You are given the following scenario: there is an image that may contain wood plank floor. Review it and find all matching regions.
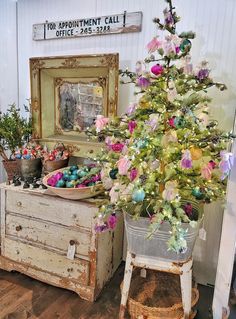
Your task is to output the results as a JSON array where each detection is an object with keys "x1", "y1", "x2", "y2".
[{"x1": 0, "y1": 263, "x2": 232, "y2": 319}]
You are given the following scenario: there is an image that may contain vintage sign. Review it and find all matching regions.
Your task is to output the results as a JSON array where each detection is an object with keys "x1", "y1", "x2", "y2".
[{"x1": 33, "y1": 11, "x2": 142, "y2": 41}]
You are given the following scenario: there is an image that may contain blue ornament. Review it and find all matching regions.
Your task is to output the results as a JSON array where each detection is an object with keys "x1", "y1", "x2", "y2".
[
  {"x1": 63, "y1": 173, "x2": 70, "y2": 181},
  {"x1": 63, "y1": 169, "x2": 71, "y2": 175},
  {"x1": 77, "y1": 170, "x2": 87, "y2": 178},
  {"x1": 23, "y1": 154, "x2": 31, "y2": 160},
  {"x1": 192, "y1": 187, "x2": 204, "y2": 200},
  {"x1": 15, "y1": 154, "x2": 22, "y2": 159},
  {"x1": 137, "y1": 139, "x2": 148, "y2": 149},
  {"x1": 132, "y1": 188, "x2": 145, "y2": 202},
  {"x1": 109, "y1": 168, "x2": 118, "y2": 180}
]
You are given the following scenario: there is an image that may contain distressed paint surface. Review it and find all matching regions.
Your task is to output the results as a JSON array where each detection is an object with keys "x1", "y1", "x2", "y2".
[
  {"x1": 0, "y1": 185, "x2": 124, "y2": 301},
  {"x1": 6, "y1": 213, "x2": 91, "y2": 258}
]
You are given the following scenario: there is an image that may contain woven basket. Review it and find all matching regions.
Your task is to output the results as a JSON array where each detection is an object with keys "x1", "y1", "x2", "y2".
[
  {"x1": 123, "y1": 270, "x2": 199, "y2": 319},
  {"x1": 2, "y1": 160, "x2": 20, "y2": 180}
]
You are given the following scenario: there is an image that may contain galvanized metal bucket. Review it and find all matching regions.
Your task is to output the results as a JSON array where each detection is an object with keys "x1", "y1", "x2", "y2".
[{"x1": 125, "y1": 200, "x2": 203, "y2": 262}]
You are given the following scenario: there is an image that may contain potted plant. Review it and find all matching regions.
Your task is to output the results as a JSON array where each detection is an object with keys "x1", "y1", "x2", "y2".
[
  {"x1": 0, "y1": 104, "x2": 32, "y2": 180},
  {"x1": 88, "y1": 0, "x2": 235, "y2": 258}
]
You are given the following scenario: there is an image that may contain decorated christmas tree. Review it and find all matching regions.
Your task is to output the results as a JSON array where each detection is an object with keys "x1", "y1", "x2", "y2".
[{"x1": 88, "y1": 0, "x2": 235, "y2": 253}]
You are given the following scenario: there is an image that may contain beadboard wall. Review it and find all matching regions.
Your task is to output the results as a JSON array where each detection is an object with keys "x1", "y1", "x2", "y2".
[{"x1": 0, "y1": 0, "x2": 236, "y2": 287}]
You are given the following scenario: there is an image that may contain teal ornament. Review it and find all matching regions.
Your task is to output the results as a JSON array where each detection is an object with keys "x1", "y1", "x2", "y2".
[
  {"x1": 192, "y1": 187, "x2": 204, "y2": 199},
  {"x1": 180, "y1": 39, "x2": 191, "y2": 52},
  {"x1": 174, "y1": 116, "x2": 185, "y2": 128},
  {"x1": 63, "y1": 169, "x2": 71, "y2": 175},
  {"x1": 137, "y1": 139, "x2": 148, "y2": 149},
  {"x1": 109, "y1": 168, "x2": 118, "y2": 180},
  {"x1": 63, "y1": 173, "x2": 70, "y2": 181},
  {"x1": 70, "y1": 174, "x2": 78, "y2": 181},
  {"x1": 132, "y1": 188, "x2": 145, "y2": 202},
  {"x1": 70, "y1": 165, "x2": 78, "y2": 172},
  {"x1": 88, "y1": 182, "x2": 95, "y2": 186},
  {"x1": 56, "y1": 180, "x2": 65, "y2": 188},
  {"x1": 66, "y1": 181, "x2": 74, "y2": 188},
  {"x1": 77, "y1": 170, "x2": 87, "y2": 178}
]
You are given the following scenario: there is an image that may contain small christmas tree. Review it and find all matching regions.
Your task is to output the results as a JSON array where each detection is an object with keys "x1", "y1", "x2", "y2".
[{"x1": 88, "y1": 0, "x2": 235, "y2": 253}]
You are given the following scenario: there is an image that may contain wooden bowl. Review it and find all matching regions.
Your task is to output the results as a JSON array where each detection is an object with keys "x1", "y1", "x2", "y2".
[{"x1": 42, "y1": 167, "x2": 104, "y2": 200}]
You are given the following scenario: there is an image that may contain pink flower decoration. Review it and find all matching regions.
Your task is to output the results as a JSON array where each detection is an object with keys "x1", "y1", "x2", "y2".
[
  {"x1": 201, "y1": 165, "x2": 212, "y2": 180},
  {"x1": 169, "y1": 117, "x2": 175, "y2": 127},
  {"x1": 95, "y1": 115, "x2": 109, "y2": 132},
  {"x1": 128, "y1": 120, "x2": 137, "y2": 134},
  {"x1": 130, "y1": 168, "x2": 138, "y2": 181},
  {"x1": 147, "y1": 37, "x2": 162, "y2": 53},
  {"x1": 208, "y1": 160, "x2": 216, "y2": 169},
  {"x1": 108, "y1": 214, "x2": 118, "y2": 230},
  {"x1": 116, "y1": 156, "x2": 131, "y2": 175},
  {"x1": 110, "y1": 143, "x2": 124, "y2": 153},
  {"x1": 151, "y1": 64, "x2": 164, "y2": 76}
]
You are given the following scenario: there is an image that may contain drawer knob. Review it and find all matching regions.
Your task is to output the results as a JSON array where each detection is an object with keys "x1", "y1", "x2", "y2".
[
  {"x1": 67, "y1": 267, "x2": 73, "y2": 272},
  {"x1": 17, "y1": 201, "x2": 22, "y2": 207},
  {"x1": 69, "y1": 240, "x2": 75, "y2": 246},
  {"x1": 89, "y1": 149, "x2": 94, "y2": 154},
  {"x1": 16, "y1": 225, "x2": 22, "y2": 232}
]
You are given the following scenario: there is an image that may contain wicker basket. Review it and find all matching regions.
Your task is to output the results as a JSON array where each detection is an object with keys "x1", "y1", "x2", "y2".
[
  {"x1": 123, "y1": 270, "x2": 199, "y2": 319},
  {"x1": 2, "y1": 160, "x2": 21, "y2": 180}
]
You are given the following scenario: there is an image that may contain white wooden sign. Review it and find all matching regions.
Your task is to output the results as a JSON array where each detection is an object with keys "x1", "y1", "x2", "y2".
[{"x1": 33, "y1": 11, "x2": 142, "y2": 41}]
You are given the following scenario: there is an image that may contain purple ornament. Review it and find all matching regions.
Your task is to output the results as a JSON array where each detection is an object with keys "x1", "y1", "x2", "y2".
[
  {"x1": 197, "y1": 69, "x2": 209, "y2": 81},
  {"x1": 181, "y1": 150, "x2": 193, "y2": 169},
  {"x1": 108, "y1": 214, "x2": 118, "y2": 230},
  {"x1": 127, "y1": 103, "x2": 137, "y2": 116},
  {"x1": 219, "y1": 151, "x2": 234, "y2": 180},
  {"x1": 137, "y1": 76, "x2": 150, "y2": 89},
  {"x1": 183, "y1": 203, "x2": 193, "y2": 217},
  {"x1": 130, "y1": 168, "x2": 138, "y2": 181}
]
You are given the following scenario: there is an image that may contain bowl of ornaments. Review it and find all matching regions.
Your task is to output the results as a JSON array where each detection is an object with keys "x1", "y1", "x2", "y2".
[
  {"x1": 42, "y1": 164, "x2": 104, "y2": 200},
  {"x1": 42, "y1": 143, "x2": 70, "y2": 174}
]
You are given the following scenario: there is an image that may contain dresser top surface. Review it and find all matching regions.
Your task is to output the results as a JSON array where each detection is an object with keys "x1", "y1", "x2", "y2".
[{"x1": 0, "y1": 182, "x2": 105, "y2": 206}]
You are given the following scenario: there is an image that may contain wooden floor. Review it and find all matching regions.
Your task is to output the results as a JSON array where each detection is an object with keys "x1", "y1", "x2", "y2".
[
  {"x1": 0, "y1": 264, "x2": 235, "y2": 319},
  {"x1": 0, "y1": 266, "x2": 124, "y2": 319}
]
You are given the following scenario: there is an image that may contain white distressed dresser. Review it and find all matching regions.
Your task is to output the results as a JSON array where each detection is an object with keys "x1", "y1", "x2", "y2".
[{"x1": 0, "y1": 183, "x2": 123, "y2": 301}]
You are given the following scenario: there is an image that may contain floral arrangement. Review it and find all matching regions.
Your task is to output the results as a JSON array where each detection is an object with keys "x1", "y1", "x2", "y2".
[
  {"x1": 42, "y1": 143, "x2": 69, "y2": 162},
  {"x1": 88, "y1": 0, "x2": 235, "y2": 252},
  {"x1": 46, "y1": 165, "x2": 101, "y2": 188},
  {"x1": 15, "y1": 141, "x2": 43, "y2": 160}
]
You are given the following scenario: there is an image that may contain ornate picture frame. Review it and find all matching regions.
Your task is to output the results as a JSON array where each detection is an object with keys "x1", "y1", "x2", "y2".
[{"x1": 30, "y1": 53, "x2": 119, "y2": 155}]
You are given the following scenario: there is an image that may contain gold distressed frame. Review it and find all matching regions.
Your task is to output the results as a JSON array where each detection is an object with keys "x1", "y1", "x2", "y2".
[{"x1": 30, "y1": 54, "x2": 119, "y2": 156}]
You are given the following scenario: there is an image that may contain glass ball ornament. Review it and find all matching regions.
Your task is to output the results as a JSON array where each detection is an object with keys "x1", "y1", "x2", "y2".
[
  {"x1": 109, "y1": 168, "x2": 118, "y2": 180},
  {"x1": 180, "y1": 39, "x2": 192, "y2": 52},
  {"x1": 132, "y1": 188, "x2": 145, "y2": 202}
]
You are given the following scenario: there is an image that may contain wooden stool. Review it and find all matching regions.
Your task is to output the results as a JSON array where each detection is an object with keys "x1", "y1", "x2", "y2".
[{"x1": 119, "y1": 251, "x2": 193, "y2": 319}]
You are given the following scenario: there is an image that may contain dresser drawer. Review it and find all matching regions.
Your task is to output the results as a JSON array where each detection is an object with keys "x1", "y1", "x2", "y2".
[
  {"x1": 6, "y1": 190, "x2": 97, "y2": 229},
  {"x1": 3, "y1": 238, "x2": 89, "y2": 284},
  {"x1": 6, "y1": 214, "x2": 91, "y2": 258}
]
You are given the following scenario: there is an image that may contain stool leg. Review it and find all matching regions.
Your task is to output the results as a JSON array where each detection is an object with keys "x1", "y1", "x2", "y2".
[
  {"x1": 119, "y1": 251, "x2": 134, "y2": 319},
  {"x1": 180, "y1": 265, "x2": 192, "y2": 319}
]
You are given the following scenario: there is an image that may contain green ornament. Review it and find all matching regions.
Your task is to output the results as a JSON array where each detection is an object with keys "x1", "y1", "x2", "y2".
[
  {"x1": 174, "y1": 116, "x2": 185, "y2": 128},
  {"x1": 70, "y1": 174, "x2": 78, "y2": 181},
  {"x1": 63, "y1": 169, "x2": 71, "y2": 175},
  {"x1": 192, "y1": 187, "x2": 205, "y2": 199},
  {"x1": 180, "y1": 39, "x2": 191, "y2": 52},
  {"x1": 109, "y1": 168, "x2": 118, "y2": 179},
  {"x1": 66, "y1": 181, "x2": 74, "y2": 188},
  {"x1": 88, "y1": 182, "x2": 95, "y2": 186},
  {"x1": 63, "y1": 173, "x2": 70, "y2": 181},
  {"x1": 77, "y1": 170, "x2": 87, "y2": 178}
]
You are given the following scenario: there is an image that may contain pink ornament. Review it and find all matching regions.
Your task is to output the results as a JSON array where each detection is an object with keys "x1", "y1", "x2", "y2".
[
  {"x1": 130, "y1": 168, "x2": 138, "y2": 181},
  {"x1": 128, "y1": 120, "x2": 137, "y2": 134},
  {"x1": 108, "y1": 214, "x2": 118, "y2": 230},
  {"x1": 208, "y1": 160, "x2": 216, "y2": 169},
  {"x1": 201, "y1": 165, "x2": 212, "y2": 180},
  {"x1": 168, "y1": 117, "x2": 176, "y2": 127},
  {"x1": 110, "y1": 143, "x2": 124, "y2": 153},
  {"x1": 95, "y1": 115, "x2": 109, "y2": 132},
  {"x1": 151, "y1": 64, "x2": 164, "y2": 76},
  {"x1": 116, "y1": 156, "x2": 131, "y2": 175},
  {"x1": 147, "y1": 37, "x2": 162, "y2": 53}
]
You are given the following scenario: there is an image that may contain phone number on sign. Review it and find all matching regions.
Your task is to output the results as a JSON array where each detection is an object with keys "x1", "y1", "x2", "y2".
[{"x1": 80, "y1": 25, "x2": 111, "y2": 34}]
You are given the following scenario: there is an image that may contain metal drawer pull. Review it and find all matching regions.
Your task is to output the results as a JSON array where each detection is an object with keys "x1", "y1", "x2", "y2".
[
  {"x1": 67, "y1": 267, "x2": 73, "y2": 272},
  {"x1": 69, "y1": 240, "x2": 75, "y2": 245},
  {"x1": 17, "y1": 201, "x2": 22, "y2": 207},
  {"x1": 15, "y1": 225, "x2": 22, "y2": 232}
]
